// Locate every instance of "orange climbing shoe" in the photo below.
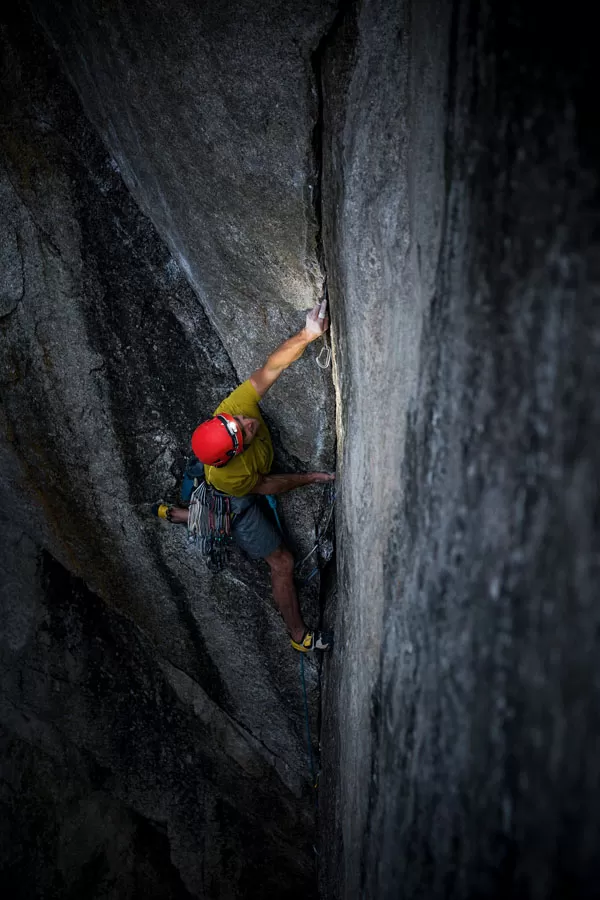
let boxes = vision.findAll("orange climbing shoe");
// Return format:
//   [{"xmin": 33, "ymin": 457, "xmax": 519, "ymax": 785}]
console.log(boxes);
[{"xmin": 291, "ymin": 630, "xmax": 333, "ymax": 653}]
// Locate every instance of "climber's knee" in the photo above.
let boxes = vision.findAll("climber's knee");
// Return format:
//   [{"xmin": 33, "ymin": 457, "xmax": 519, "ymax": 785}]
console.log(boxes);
[{"xmin": 265, "ymin": 546, "xmax": 294, "ymax": 578}]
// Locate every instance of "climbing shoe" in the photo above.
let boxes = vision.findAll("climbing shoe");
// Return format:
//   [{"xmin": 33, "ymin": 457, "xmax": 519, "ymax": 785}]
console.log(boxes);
[
  {"xmin": 152, "ymin": 501, "xmax": 173, "ymax": 522},
  {"xmin": 291, "ymin": 630, "xmax": 333, "ymax": 653}
]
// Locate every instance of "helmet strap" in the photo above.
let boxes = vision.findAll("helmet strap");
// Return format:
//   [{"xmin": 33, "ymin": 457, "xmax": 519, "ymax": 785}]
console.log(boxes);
[{"xmin": 216, "ymin": 414, "xmax": 241, "ymax": 457}]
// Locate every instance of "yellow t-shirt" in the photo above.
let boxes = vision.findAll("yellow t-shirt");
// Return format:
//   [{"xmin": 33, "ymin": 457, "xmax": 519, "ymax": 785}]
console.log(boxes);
[{"xmin": 204, "ymin": 380, "xmax": 274, "ymax": 496}]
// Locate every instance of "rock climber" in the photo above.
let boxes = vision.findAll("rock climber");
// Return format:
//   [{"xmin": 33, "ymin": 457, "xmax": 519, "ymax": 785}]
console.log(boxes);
[{"xmin": 155, "ymin": 300, "xmax": 334, "ymax": 653}]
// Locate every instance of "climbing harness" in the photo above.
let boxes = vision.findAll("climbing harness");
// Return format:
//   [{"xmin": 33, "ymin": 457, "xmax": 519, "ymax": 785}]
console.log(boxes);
[{"xmin": 187, "ymin": 479, "xmax": 233, "ymax": 572}]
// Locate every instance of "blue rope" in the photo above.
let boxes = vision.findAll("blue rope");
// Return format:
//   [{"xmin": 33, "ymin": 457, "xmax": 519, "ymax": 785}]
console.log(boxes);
[
  {"xmin": 303, "ymin": 566, "xmax": 319, "ymax": 585},
  {"xmin": 300, "ymin": 653, "xmax": 318, "ymax": 794},
  {"xmin": 266, "ymin": 494, "xmax": 283, "ymax": 532},
  {"xmin": 268, "ymin": 493, "xmax": 318, "ymax": 794}
]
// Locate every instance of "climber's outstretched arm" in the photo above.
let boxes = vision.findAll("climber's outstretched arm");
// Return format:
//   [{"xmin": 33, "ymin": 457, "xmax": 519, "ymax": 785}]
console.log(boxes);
[
  {"xmin": 250, "ymin": 301, "xmax": 329, "ymax": 397},
  {"xmin": 251, "ymin": 472, "xmax": 334, "ymax": 495}
]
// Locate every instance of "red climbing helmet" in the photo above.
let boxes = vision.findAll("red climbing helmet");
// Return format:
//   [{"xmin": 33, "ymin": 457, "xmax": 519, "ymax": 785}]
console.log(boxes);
[{"xmin": 191, "ymin": 413, "xmax": 243, "ymax": 467}]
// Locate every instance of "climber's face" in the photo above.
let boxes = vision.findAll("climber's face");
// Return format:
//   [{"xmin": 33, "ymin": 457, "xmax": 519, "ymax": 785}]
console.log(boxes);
[{"xmin": 234, "ymin": 415, "xmax": 259, "ymax": 448}]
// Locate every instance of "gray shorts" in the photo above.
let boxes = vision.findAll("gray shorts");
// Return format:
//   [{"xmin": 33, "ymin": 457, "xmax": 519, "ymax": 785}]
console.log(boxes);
[{"xmin": 228, "ymin": 494, "xmax": 282, "ymax": 560}]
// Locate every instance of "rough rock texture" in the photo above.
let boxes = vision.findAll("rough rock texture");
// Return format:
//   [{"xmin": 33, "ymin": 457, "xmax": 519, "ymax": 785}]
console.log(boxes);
[
  {"xmin": 1, "ymin": 5, "xmax": 334, "ymax": 898},
  {"xmin": 2, "ymin": 0, "xmax": 598, "ymax": 898},
  {"xmin": 29, "ymin": 0, "xmax": 338, "ymax": 463},
  {"xmin": 320, "ymin": 1, "xmax": 599, "ymax": 898}
]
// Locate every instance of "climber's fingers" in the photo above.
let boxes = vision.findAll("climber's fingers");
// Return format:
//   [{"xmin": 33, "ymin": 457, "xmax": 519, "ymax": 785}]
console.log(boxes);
[{"xmin": 305, "ymin": 302, "xmax": 329, "ymax": 338}]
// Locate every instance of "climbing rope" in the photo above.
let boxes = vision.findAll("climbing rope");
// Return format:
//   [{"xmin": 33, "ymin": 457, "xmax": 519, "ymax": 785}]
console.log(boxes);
[
  {"xmin": 266, "ymin": 494, "xmax": 282, "ymax": 532},
  {"xmin": 300, "ymin": 653, "xmax": 318, "ymax": 795},
  {"xmin": 267, "ymin": 483, "xmax": 335, "ymax": 582},
  {"xmin": 295, "ymin": 482, "xmax": 336, "ymax": 583},
  {"xmin": 267, "ymin": 490, "xmax": 332, "ymax": 799}
]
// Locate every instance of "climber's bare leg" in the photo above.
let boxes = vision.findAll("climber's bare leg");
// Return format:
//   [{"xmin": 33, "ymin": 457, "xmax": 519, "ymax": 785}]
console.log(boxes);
[{"xmin": 264, "ymin": 545, "xmax": 305, "ymax": 643}]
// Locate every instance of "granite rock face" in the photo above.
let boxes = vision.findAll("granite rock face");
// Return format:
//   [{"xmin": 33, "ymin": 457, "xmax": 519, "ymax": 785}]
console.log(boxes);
[
  {"xmin": 30, "ymin": 0, "xmax": 338, "ymax": 463},
  {"xmin": 0, "ymin": 5, "xmax": 332, "ymax": 898},
  {"xmin": 320, "ymin": 1, "xmax": 599, "ymax": 898},
  {"xmin": 2, "ymin": 0, "xmax": 599, "ymax": 898}
]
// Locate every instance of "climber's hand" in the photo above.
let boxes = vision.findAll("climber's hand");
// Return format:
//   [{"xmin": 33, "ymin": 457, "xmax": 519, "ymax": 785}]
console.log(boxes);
[
  {"xmin": 310, "ymin": 472, "xmax": 335, "ymax": 483},
  {"xmin": 304, "ymin": 298, "xmax": 329, "ymax": 342}
]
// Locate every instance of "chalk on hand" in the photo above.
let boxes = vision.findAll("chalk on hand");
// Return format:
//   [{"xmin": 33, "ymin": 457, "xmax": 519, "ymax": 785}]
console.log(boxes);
[{"xmin": 318, "ymin": 297, "xmax": 328, "ymax": 319}]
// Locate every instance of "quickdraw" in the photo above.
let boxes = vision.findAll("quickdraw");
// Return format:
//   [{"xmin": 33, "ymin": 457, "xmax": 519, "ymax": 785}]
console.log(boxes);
[
  {"xmin": 187, "ymin": 479, "xmax": 233, "ymax": 572},
  {"xmin": 295, "ymin": 481, "xmax": 336, "ymax": 583}
]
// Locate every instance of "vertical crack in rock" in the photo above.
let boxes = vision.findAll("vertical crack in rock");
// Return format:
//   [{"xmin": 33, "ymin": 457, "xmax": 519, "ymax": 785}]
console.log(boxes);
[
  {"xmin": 309, "ymin": 0, "xmax": 356, "ymax": 288},
  {"xmin": 305, "ymin": 2, "xmax": 356, "ymax": 864},
  {"xmin": 310, "ymin": 47, "xmax": 325, "ymax": 285}
]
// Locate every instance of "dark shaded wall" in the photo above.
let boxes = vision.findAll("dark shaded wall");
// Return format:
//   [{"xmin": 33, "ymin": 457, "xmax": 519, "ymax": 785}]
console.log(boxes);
[
  {"xmin": 1, "ymin": 0, "xmax": 598, "ymax": 898},
  {"xmin": 1, "ymin": 5, "xmax": 332, "ymax": 898},
  {"xmin": 320, "ymin": 1, "xmax": 599, "ymax": 898}
]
